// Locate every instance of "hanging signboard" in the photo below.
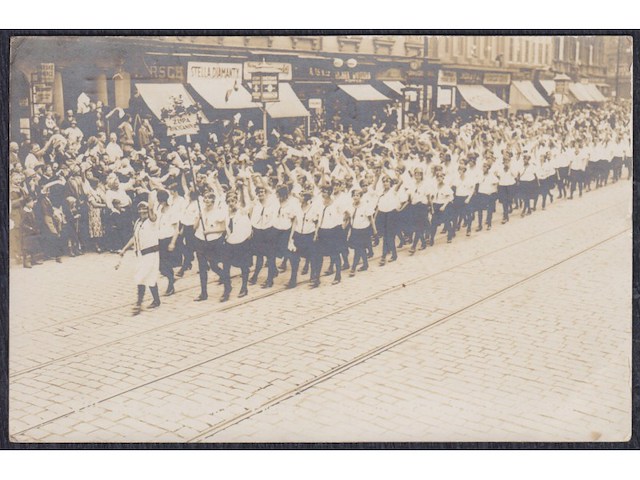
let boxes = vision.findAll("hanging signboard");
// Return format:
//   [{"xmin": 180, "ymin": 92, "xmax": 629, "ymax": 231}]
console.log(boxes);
[
  {"xmin": 39, "ymin": 63, "xmax": 55, "ymax": 84},
  {"xmin": 33, "ymin": 84, "xmax": 53, "ymax": 104},
  {"xmin": 250, "ymin": 72, "xmax": 279, "ymax": 102},
  {"xmin": 165, "ymin": 113, "xmax": 199, "ymax": 137},
  {"xmin": 309, "ymin": 98, "xmax": 322, "ymax": 109}
]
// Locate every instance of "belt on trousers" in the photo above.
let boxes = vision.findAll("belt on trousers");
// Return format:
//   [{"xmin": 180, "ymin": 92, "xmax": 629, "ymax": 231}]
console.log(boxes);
[{"xmin": 139, "ymin": 245, "xmax": 159, "ymax": 256}]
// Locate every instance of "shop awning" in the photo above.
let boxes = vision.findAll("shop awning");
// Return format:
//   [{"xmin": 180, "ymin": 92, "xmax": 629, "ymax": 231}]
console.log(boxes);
[
  {"xmin": 338, "ymin": 84, "xmax": 390, "ymax": 101},
  {"xmin": 540, "ymin": 80, "xmax": 555, "ymax": 96},
  {"xmin": 135, "ymin": 83, "xmax": 201, "ymax": 119},
  {"xmin": 456, "ymin": 85, "xmax": 509, "ymax": 111},
  {"xmin": 382, "ymin": 81, "xmax": 406, "ymax": 97},
  {"xmin": 583, "ymin": 83, "xmax": 607, "ymax": 102},
  {"xmin": 188, "ymin": 78, "xmax": 258, "ymax": 110},
  {"xmin": 568, "ymin": 83, "xmax": 593, "ymax": 102},
  {"xmin": 265, "ymin": 83, "xmax": 310, "ymax": 118},
  {"xmin": 511, "ymin": 81, "xmax": 549, "ymax": 107}
]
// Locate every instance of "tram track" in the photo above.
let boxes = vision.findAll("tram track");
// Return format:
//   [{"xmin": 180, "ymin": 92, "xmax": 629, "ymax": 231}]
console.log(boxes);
[{"xmin": 10, "ymin": 222, "xmax": 629, "ymax": 440}]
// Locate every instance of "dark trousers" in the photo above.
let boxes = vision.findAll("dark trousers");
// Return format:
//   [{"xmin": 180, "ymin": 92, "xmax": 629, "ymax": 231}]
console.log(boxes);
[
  {"xmin": 430, "ymin": 203, "xmax": 453, "ymax": 243},
  {"xmin": 375, "ymin": 211, "xmax": 397, "ymax": 260},
  {"xmin": 476, "ymin": 193, "xmax": 496, "ymax": 228},
  {"xmin": 195, "ymin": 237, "xmax": 224, "ymax": 297},
  {"xmin": 570, "ymin": 169, "xmax": 584, "ymax": 198},
  {"xmin": 498, "ymin": 185, "xmax": 513, "ymax": 221},
  {"xmin": 180, "ymin": 224, "xmax": 195, "ymax": 270}
]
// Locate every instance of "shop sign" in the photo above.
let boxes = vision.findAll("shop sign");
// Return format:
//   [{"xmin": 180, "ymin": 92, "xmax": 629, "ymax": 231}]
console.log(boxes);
[
  {"xmin": 146, "ymin": 65, "xmax": 186, "ymax": 82},
  {"xmin": 457, "ymin": 71, "xmax": 483, "ymax": 84},
  {"xmin": 299, "ymin": 66, "xmax": 372, "ymax": 83},
  {"xmin": 165, "ymin": 113, "xmax": 199, "ymax": 137},
  {"xmin": 484, "ymin": 72, "xmax": 511, "ymax": 85},
  {"xmin": 187, "ymin": 62, "xmax": 243, "ymax": 81},
  {"xmin": 243, "ymin": 61, "xmax": 292, "ymax": 81},
  {"xmin": 39, "ymin": 63, "xmax": 55, "ymax": 84},
  {"xmin": 33, "ymin": 84, "xmax": 53, "ymax": 104},
  {"xmin": 309, "ymin": 98, "xmax": 322, "ymax": 109},
  {"xmin": 250, "ymin": 72, "xmax": 279, "ymax": 102},
  {"xmin": 438, "ymin": 70, "xmax": 457, "ymax": 86}
]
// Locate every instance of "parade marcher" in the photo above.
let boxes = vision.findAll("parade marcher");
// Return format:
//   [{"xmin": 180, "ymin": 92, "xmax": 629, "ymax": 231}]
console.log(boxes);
[
  {"xmin": 289, "ymin": 186, "xmax": 320, "ymax": 288},
  {"xmin": 155, "ymin": 189, "xmax": 180, "ymax": 296},
  {"xmin": 118, "ymin": 197, "xmax": 161, "ymax": 315},
  {"xmin": 569, "ymin": 142, "xmax": 587, "ymax": 199},
  {"xmin": 375, "ymin": 175, "xmax": 402, "ymax": 265},
  {"xmin": 535, "ymin": 152, "xmax": 556, "ymax": 211},
  {"xmin": 475, "ymin": 162, "xmax": 499, "ymax": 231},
  {"xmin": 495, "ymin": 157, "xmax": 516, "ymax": 224},
  {"xmin": 518, "ymin": 154, "xmax": 538, "ymax": 217},
  {"xmin": 249, "ymin": 183, "xmax": 278, "ymax": 288},
  {"xmin": 553, "ymin": 141, "xmax": 570, "ymax": 199},
  {"xmin": 177, "ymin": 189, "xmax": 199, "ymax": 277},
  {"xmin": 346, "ymin": 188, "xmax": 376, "ymax": 276},
  {"xmin": 451, "ymin": 163, "xmax": 477, "ymax": 236},
  {"xmin": 272, "ymin": 184, "xmax": 302, "ymax": 289},
  {"xmin": 220, "ymin": 187, "xmax": 253, "ymax": 300},
  {"xmin": 407, "ymin": 167, "xmax": 431, "ymax": 253},
  {"xmin": 429, "ymin": 171, "xmax": 455, "ymax": 244},
  {"xmin": 311, "ymin": 184, "xmax": 347, "ymax": 287}
]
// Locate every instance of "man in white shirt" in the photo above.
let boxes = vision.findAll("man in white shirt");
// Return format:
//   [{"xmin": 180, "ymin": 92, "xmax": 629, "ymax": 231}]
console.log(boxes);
[{"xmin": 106, "ymin": 133, "xmax": 124, "ymax": 163}]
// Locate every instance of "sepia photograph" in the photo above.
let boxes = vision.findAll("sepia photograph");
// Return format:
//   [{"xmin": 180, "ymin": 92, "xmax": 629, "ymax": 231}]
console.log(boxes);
[{"xmin": 5, "ymin": 32, "xmax": 634, "ymax": 445}]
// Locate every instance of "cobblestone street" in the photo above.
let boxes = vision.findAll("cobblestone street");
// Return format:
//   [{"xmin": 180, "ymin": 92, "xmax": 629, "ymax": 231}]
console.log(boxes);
[{"xmin": 9, "ymin": 181, "xmax": 632, "ymax": 443}]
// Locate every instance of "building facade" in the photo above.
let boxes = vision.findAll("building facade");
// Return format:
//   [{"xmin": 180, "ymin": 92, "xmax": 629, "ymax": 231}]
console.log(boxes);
[
  {"xmin": 602, "ymin": 35, "xmax": 633, "ymax": 99},
  {"xmin": 10, "ymin": 35, "xmax": 427, "ymax": 140}
]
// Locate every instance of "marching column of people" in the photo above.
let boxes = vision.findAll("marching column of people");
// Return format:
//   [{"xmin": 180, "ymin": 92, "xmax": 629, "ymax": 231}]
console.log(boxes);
[{"xmin": 9, "ymin": 99, "xmax": 632, "ymax": 315}]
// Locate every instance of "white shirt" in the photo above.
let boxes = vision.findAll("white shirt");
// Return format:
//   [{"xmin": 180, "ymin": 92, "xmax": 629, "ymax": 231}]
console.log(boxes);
[
  {"xmin": 453, "ymin": 174, "xmax": 477, "ymax": 197},
  {"xmin": 133, "ymin": 218, "xmax": 159, "ymax": 253},
  {"xmin": 273, "ymin": 198, "xmax": 302, "ymax": 231},
  {"xmin": 295, "ymin": 202, "xmax": 321, "ymax": 234},
  {"xmin": 250, "ymin": 199, "xmax": 278, "ymax": 230},
  {"xmin": 318, "ymin": 201, "xmax": 344, "ymax": 229},
  {"xmin": 478, "ymin": 171, "xmax": 499, "ymax": 195},
  {"xmin": 226, "ymin": 208, "xmax": 253, "ymax": 244},
  {"xmin": 496, "ymin": 166, "xmax": 517, "ymax": 186},
  {"xmin": 195, "ymin": 203, "xmax": 228, "ymax": 241},
  {"xmin": 409, "ymin": 180, "xmax": 433, "ymax": 205},
  {"xmin": 519, "ymin": 164, "xmax": 537, "ymax": 182},
  {"xmin": 181, "ymin": 200, "xmax": 200, "ymax": 227},
  {"xmin": 155, "ymin": 204, "xmax": 179, "ymax": 240},
  {"xmin": 377, "ymin": 189, "xmax": 400, "ymax": 213},
  {"xmin": 348, "ymin": 202, "xmax": 375, "ymax": 229},
  {"xmin": 433, "ymin": 183, "xmax": 454, "ymax": 204}
]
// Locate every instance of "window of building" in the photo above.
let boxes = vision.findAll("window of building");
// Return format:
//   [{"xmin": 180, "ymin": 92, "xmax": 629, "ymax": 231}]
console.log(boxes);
[{"xmin": 558, "ymin": 36, "xmax": 564, "ymax": 61}]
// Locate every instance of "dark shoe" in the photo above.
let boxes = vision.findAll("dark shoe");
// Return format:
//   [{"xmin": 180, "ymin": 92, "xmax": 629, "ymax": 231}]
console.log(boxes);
[
  {"xmin": 309, "ymin": 280, "xmax": 320, "ymax": 289},
  {"xmin": 408, "ymin": 247, "xmax": 416, "ymax": 255},
  {"xmin": 331, "ymin": 278, "xmax": 341, "ymax": 285},
  {"xmin": 379, "ymin": 258, "xmax": 386, "ymax": 266},
  {"xmin": 389, "ymin": 256, "xmax": 397, "ymax": 262},
  {"xmin": 220, "ymin": 292, "xmax": 230, "ymax": 302},
  {"xmin": 447, "ymin": 239, "xmax": 452, "ymax": 244},
  {"xmin": 358, "ymin": 266, "xmax": 368, "ymax": 272},
  {"xmin": 285, "ymin": 281, "xmax": 297, "ymax": 289},
  {"xmin": 176, "ymin": 269, "xmax": 185, "ymax": 278},
  {"xmin": 194, "ymin": 294, "xmax": 208, "ymax": 302},
  {"xmin": 342, "ymin": 262, "xmax": 350, "ymax": 270},
  {"xmin": 238, "ymin": 288, "xmax": 248, "ymax": 298},
  {"xmin": 147, "ymin": 300, "xmax": 160, "ymax": 309},
  {"xmin": 165, "ymin": 286, "xmax": 175, "ymax": 296},
  {"xmin": 476, "ymin": 226, "xmax": 483, "ymax": 232},
  {"xmin": 487, "ymin": 225, "xmax": 492, "ymax": 231},
  {"xmin": 349, "ymin": 270, "xmax": 356, "ymax": 277},
  {"xmin": 419, "ymin": 243, "xmax": 427, "ymax": 250},
  {"xmin": 466, "ymin": 231, "xmax": 471, "ymax": 237},
  {"xmin": 261, "ymin": 281, "xmax": 274, "ymax": 289},
  {"xmin": 248, "ymin": 276, "xmax": 258, "ymax": 286},
  {"xmin": 132, "ymin": 304, "xmax": 141, "ymax": 316},
  {"xmin": 55, "ymin": 257, "xmax": 62, "ymax": 263},
  {"xmin": 301, "ymin": 265, "xmax": 309, "ymax": 275},
  {"xmin": 323, "ymin": 268, "xmax": 334, "ymax": 277}
]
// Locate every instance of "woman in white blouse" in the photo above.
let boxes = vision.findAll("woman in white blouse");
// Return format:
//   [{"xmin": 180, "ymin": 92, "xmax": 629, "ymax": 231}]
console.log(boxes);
[
  {"xmin": 346, "ymin": 188, "xmax": 376, "ymax": 276},
  {"xmin": 374, "ymin": 175, "xmax": 402, "ymax": 266},
  {"xmin": 407, "ymin": 167, "xmax": 431, "ymax": 253},
  {"xmin": 429, "ymin": 171, "xmax": 455, "ymax": 244},
  {"xmin": 220, "ymin": 187, "xmax": 253, "ymax": 301},
  {"xmin": 518, "ymin": 154, "xmax": 538, "ymax": 217}
]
